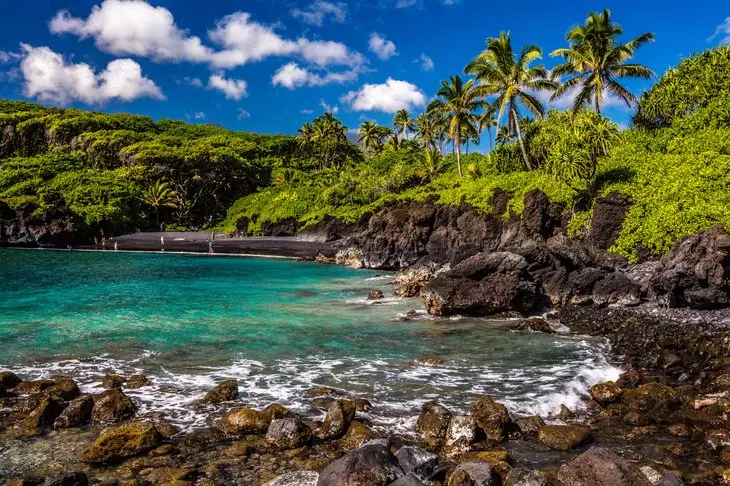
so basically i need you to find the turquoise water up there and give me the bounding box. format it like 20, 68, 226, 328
0, 248, 620, 431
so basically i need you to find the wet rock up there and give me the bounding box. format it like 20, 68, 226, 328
415, 401, 452, 448
616, 370, 644, 388
220, 407, 271, 435
640, 466, 663, 484
446, 462, 500, 486
590, 381, 623, 406
92, 388, 136, 424
422, 252, 538, 317
47, 376, 81, 401
266, 417, 312, 449
13, 379, 55, 395
621, 382, 677, 414
411, 357, 444, 366
471, 396, 511, 442
511, 318, 554, 334
13, 396, 65, 436
537, 425, 592, 451
126, 374, 151, 389
558, 405, 575, 421
318, 443, 403, 486
40, 472, 90, 486
0, 370, 22, 389
504, 468, 548, 486
200, 379, 238, 404
557, 446, 651, 485
394, 446, 438, 478
54, 395, 94, 428
317, 399, 356, 440
389, 473, 428, 486
80, 421, 162, 463
100, 374, 126, 389
341, 420, 379, 450
658, 475, 685, 486
368, 289, 385, 300
264, 403, 293, 420
443, 415, 478, 458
393, 266, 436, 298
458, 451, 512, 478
515, 416, 544, 436
264, 471, 319, 486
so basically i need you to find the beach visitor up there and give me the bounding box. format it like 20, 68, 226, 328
161, 235, 165, 246
114, 242, 118, 251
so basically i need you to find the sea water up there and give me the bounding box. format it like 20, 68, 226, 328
0, 248, 620, 432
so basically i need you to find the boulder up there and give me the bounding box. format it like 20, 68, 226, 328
422, 252, 538, 316
0, 371, 22, 389
100, 374, 126, 389
266, 418, 312, 449
318, 443, 403, 486
341, 420, 379, 450
446, 462, 500, 486
443, 415, 478, 458
54, 395, 94, 428
621, 382, 677, 414
585, 192, 631, 250
557, 447, 651, 486
264, 403, 293, 420
537, 425, 592, 451
13, 379, 55, 395
590, 381, 623, 406
317, 399, 356, 440
264, 471, 319, 486
200, 379, 239, 404
36, 472, 89, 486
80, 422, 162, 463
504, 468, 549, 486
126, 374, 151, 389
389, 473, 428, 486
658, 475, 685, 486
220, 407, 271, 435
515, 416, 545, 436
92, 388, 136, 424
394, 446, 438, 478
471, 396, 511, 442
650, 225, 730, 309
14, 397, 65, 436
47, 376, 81, 401
368, 289, 385, 300
511, 318, 554, 334
415, 401, 452, 448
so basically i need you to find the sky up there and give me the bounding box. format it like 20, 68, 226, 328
0, 0, 728, 145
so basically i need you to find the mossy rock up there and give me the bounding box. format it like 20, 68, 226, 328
340, 420, 378, 450
200, 379, 238, 404
221, 407, 271, 435
537, 425, 592, 451
471, 396, 511, 442
590, 381, 623, 406
81, 421, 162, 463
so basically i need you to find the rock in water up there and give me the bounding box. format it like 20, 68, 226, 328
390, 474, 428, 486
443, 415, 478, 458
200, 379, 239, 404
341, 420, 379, 450
80, 422, 162, 463
590, 381, 623, 405
92, 388, 136, 424
415, 401, 452, 448
515, 416, 545, 436
471, 396, 511, 442
126, 374, 151, 389
266, 417, 312, 449
48, 376, 81, 400
220, 407, 271, 435
14, 397, 65, 436
557, 447, 652, 486
446, 462, 500, 486
264, 471, 319, 486
367, 289, 385, 300
317, 399, 356, 440
318, 443, 403, 486
0, 371, 22, 389
504, 468, 549, 486
538, 425, 592, 451
422, 252, 538, 316
100, 374, 125, 389
394, 446, 438, 478
13, 379, 55, 395
55, 395, 94, 428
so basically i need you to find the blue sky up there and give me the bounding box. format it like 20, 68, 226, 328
0, 0, 728, 143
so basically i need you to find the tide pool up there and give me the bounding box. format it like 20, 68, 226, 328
0, 248, 620, 431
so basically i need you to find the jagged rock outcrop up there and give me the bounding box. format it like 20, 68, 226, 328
0, 200, 80, 247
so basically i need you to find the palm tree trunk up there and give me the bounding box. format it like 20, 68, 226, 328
455, 134, 463, 177
595, 94, 601, 115
511, 107, 532, 171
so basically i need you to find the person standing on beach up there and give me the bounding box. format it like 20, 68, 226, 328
161, 235, 165, 246
114, 242, 118, 251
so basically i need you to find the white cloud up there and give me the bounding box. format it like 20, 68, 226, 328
49, 1, 366, 73
187, 112, 205, 120
237, 108, 251, 119
710, 17, 730, 44
0, 50, 21, 64
271, 62, 359, 89
301, 108, 314, 115
416, 53, 434, 71
368, 33, 397, 61
49, 0, 212, 62
341, 78, 426, 113
19, 44, 163, 105
395, 0, 418, 7
208, 73, 247, 100
290, 1, 347, 26
184, 76, 203, 88
320, 99, 338, 114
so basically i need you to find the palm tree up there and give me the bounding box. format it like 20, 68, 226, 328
297, 122, 315, 149
415, 113, 438, 149
140, 179, 177, 227
465, 31, 557, 170
358, 121, 383, 154
427, 75, 483, 177
420, 146, 445, 182
477, 112, 498, 151
393, 109, 416, 139
550, 9, 654, 114
384, 131, 399, 151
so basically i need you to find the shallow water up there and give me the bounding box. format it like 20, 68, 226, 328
0, 248, 620, 432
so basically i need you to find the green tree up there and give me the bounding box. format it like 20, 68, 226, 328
420, 146, 445, 182
393, 109, 416, 139
465, 31, 557, 171
427, 75, 482, 177
415, 113, 439, 149
551, 9, 654, 114
140, 179, 177, 227
358, 121, 384, 154
477, 112, 498, 151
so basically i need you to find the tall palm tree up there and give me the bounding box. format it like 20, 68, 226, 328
477, 112, 498, 151
393, 109, 416, 139
550, 9, 654, 114
140, 179, 177, 227
358, 121, 387, 154
297, 122, 315, 149
465, 31, 557, 170
427, 75, 482, 177
415, 113, 438, 149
